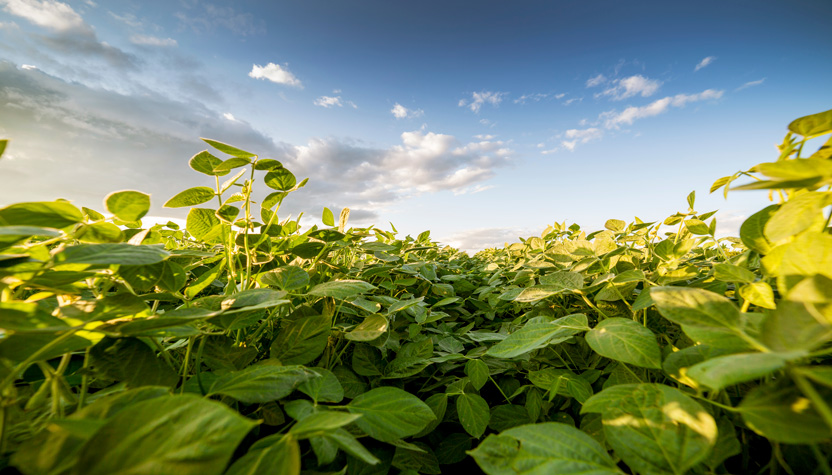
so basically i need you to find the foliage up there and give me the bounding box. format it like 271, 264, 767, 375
0, 111, 831, 474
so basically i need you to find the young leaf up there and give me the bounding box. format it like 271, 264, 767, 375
264, 168, 297, 191
322, 207, 335, 226
186, 208, 221, 240
486, 314, 588, 358
297, 368, 344, 404
270, 315, 331, 365
465, 359, 490, 391
202, 138, 256, 158
164, 187, 216, 208
105, 191, 150, 222
346, 387, 435, 442
290, 411, 362, 439
456, 393, 490, 438
764, 192, 832, 242
585, 317, 662, 369
788, 108, 832, 138
308, 280, 376, 299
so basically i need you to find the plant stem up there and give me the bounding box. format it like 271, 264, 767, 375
0, 328, 81, 394
792, 370, 832, 432
77, 347, 91, 410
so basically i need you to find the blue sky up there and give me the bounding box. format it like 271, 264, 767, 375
0, 0, 830, 251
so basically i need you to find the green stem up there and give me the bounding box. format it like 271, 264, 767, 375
0, 328, 80, 394
195, 336, 207, 396
580, 294, 609, 320
180, 336, 195, 395
488, 375, 512, 403
77, 347, 91, 410
810, 445, 832, 475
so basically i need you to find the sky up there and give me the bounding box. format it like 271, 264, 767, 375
0, 0, 831, 252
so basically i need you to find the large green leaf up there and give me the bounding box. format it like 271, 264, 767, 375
76, 395, 257, 475
345, 314, 388, 341
269, 315, 331, 365
651, 286, 740, 330
457, 393, 490, 438
264, 168, 297, 191
90, 337, 179, 388
468, 422, 621, 475
582, 384, 717, 474
225, 434, 300, 475
260, 266, 309, 290
207, 364, 317, 403
739, 205, 777, 254
105, 190, 150, 222
764, 192, 832, 242
297, 368, 344, 403
347, 387, 435, 442
585, 317, 662, 369
486, 314, 588, 358
308, 280, 376, 299
164, 187, 216, 208
186, 208, 221, 241
290, 411, 362, 439
739, 383, 832, 444
686, 352, 795, 391
465, 359, 490, 391
712, 263, 756, 284
0, 201, 84, 228
762, 299, 832, 352
777, 232, 832, 293
189, 151, 229, 176
55, 243, 169, 265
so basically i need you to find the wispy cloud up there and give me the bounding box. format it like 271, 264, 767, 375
458, 91, 506, 113
130, 34, 177, 47
601, 89, 724, 129
586, 74, 607, 87
563, 97, 582, 106
596, 75, 662, 100
694, 56, 716, 72
561, 127, 603, 151
20, 64, 37, 70
314, 94, 357, 109
391, 103, 423, 119
248, 62, 303, 88
175, 3, 265, 36
514, 92, 559, 104
735, 78, 765, 91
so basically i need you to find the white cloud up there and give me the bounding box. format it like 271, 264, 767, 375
554, 93, 565, 99
586, 74, 607, 87
223, 112, 237, 121
453, 184, 494, 196
514, 93, 553, 104
474, 134, 495, 140
346, 100, 358, 109
1, 0, 87, 33
561, 127, 603, 150
130, 34, 177, 47
735, 78, 765, 91
314, 95, 342, 108
597, 75, 662, 100
694, 56, 716, 72
175, 3, 264, 36
391, 102, 423, 119
563, 97, 582, 106
248, 62, 302, 88
458, 91, 506, 113
601, 89, 724, 128
20, 64, 37, 70
108, 11, 142, 28
440, 226, 540, 254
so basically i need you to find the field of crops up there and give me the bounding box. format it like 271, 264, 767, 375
0, 110, 830, 474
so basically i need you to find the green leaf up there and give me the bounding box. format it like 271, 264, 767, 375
254, 159, 283, 171
740, 205, 777, 254
104, 190, 150, 222
322, 207, 335, 226
788, 108, 832, 137
207, 365, 317, 403
270, 315, 331, 365
764, 192, 832, 242
486, 314, 588, 358
585, 317, 662, 369
777, 232, 832, 293
202, 138, 256, 158
347, 387, 435, 442
0, 139, 7, 158
189, 151, 229, 176
184, 261, 225, 300
604, 219, 626, 232
345, 314, 389, 341
213, 157, 251, 172
90, 338, 179, 388
260, 266, 309, 291
468, 422, 620, 475
186, 208, 221, 241
297, 368, 344, 403
308, 279, 376, 299
264, 168, 297, 191
713, 263, 756, 284
582, 384, 717, 474
225, 434, 300, 475
739, 383, 832, 444
538, 271, 584, 290
75, 222, 124, 243
215, 204, 240, 223
457, 393, 490, 438
687, 352, 795, 391
77, 395, 257, 475
290, 411, 362, 439
0, 201, 84, 228
739, 282, 776, 309
465, 359, 490, 391
761, 300, 832, 352
164, 187, 216, 208
685, 218, 710, 235
55, 243, 169, 265
651, 286, 740, 330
